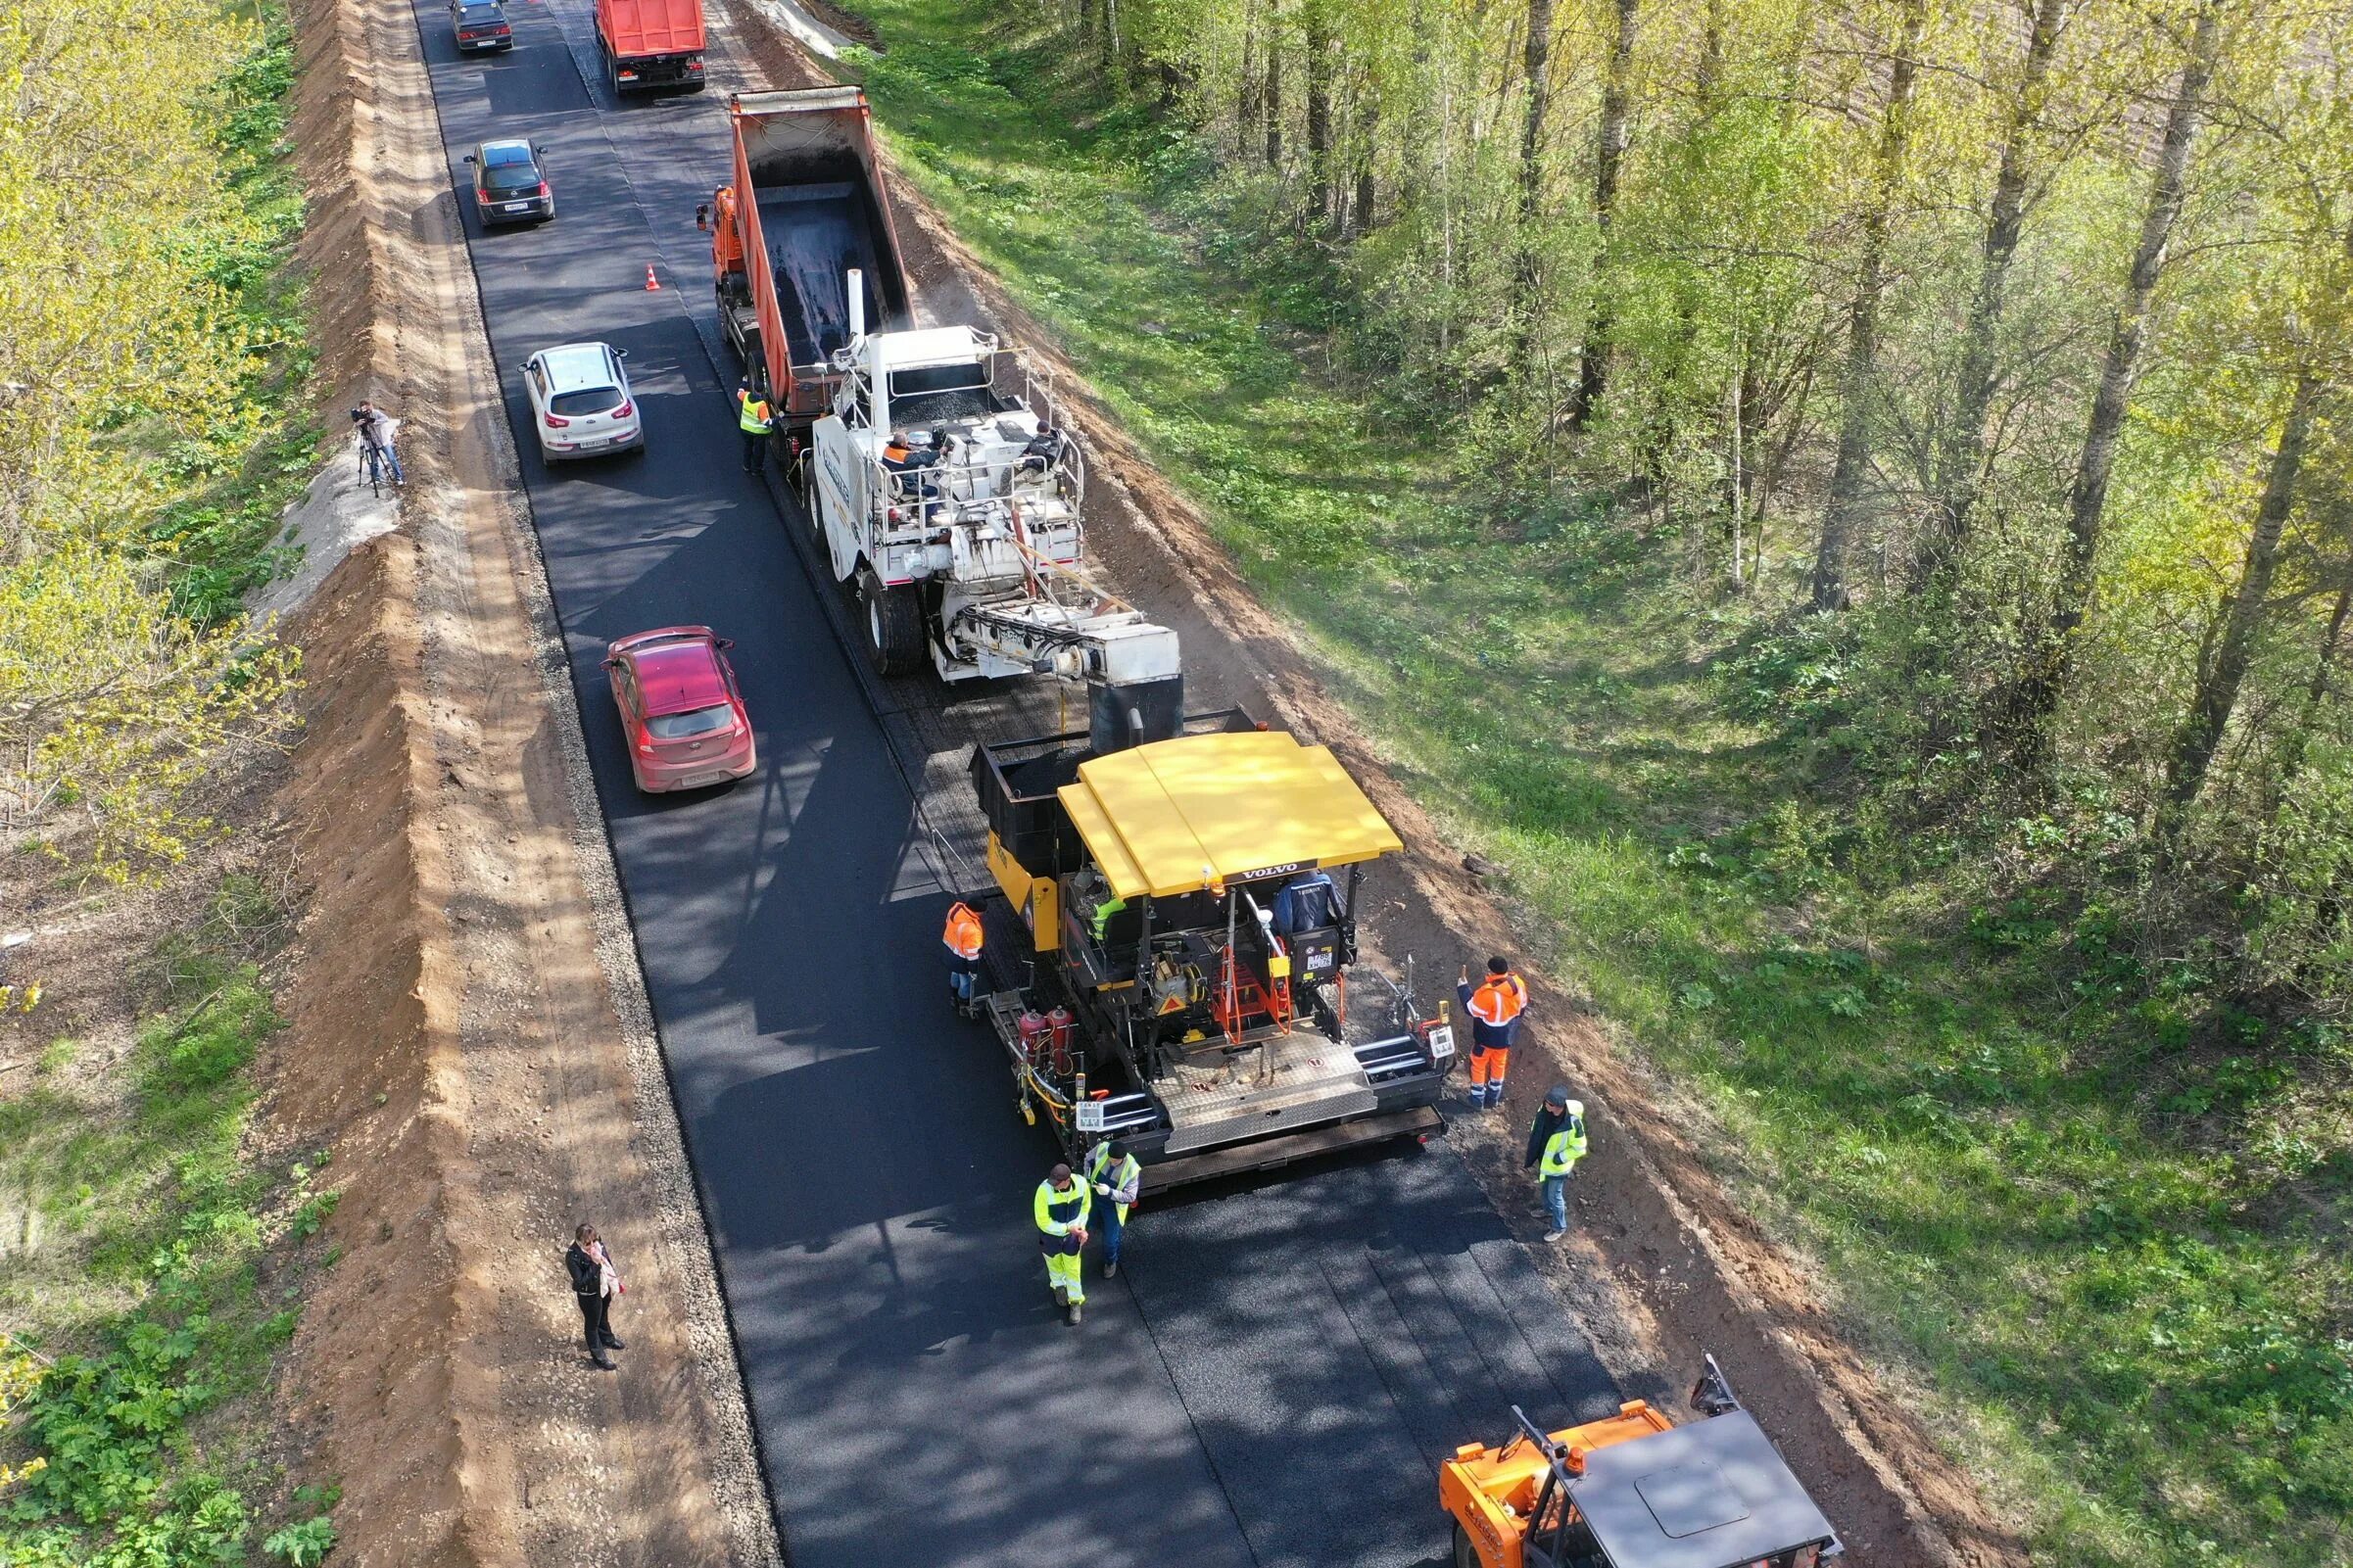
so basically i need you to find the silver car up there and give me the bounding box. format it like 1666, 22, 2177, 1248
522, 343, 643, 462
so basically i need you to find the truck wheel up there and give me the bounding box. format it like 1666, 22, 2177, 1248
860, 568, 926, 677
1452, 1523, 1479, 1568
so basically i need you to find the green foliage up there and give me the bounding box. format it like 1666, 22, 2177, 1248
262, 1515, 336, 1566
0, 0, 311, 884
0, 866, 333, 1566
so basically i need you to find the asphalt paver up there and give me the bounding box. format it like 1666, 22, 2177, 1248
407, 7, 1622, 1563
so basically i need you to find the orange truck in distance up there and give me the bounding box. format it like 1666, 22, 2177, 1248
595, 0, 704, 94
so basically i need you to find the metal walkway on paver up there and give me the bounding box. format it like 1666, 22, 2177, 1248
405, 6, 1621, 1563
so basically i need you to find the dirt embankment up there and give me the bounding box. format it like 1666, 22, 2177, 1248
730, 9, 2023, 1564
266, 0, 779, 1562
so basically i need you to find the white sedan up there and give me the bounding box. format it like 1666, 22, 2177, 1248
522, 342, 644, 461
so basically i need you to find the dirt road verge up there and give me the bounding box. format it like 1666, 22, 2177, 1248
726, 9, 2020, 1564
269, 0, 780, 1561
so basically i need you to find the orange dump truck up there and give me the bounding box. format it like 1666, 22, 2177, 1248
1440, 1358, 1841, 1568
595, 0, 704, 94
700, 87, 913, 434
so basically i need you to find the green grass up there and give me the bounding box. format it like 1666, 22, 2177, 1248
840, 8, 2353, 1564
1, 877, 339, 1564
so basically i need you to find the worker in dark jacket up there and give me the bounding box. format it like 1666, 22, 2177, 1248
565, 1223, 626, 1370
1523, 1086, 1589, 1242
1017, 418, 1067, 478
1457, 956, 1529, 1111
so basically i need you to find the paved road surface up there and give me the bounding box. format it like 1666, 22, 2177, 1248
408, 7, 1623, 1563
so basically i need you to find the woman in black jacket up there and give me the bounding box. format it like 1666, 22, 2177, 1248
565, 1223, 626, 1370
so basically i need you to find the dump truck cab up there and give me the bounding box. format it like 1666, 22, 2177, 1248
971, 709, 1452, 1191
1441, 1359, 1842, 1568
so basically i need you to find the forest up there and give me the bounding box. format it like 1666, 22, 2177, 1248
1044, 0, 2353, 1008
848, 0, 2353, 1560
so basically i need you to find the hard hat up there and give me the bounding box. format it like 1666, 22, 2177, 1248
1544, 1084, 1570, 1108
1565, 1100, 1584, 1117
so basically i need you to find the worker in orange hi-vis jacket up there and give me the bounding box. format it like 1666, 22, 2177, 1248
942, 901, 984, 1018
1457, 956, 1529, 1112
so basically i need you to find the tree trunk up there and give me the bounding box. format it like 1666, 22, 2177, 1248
1239, 0, 1262, 157
1697, 0, 1724, 103
1563, 0, 1640, 431
2308, 577, 2353, 713
1911, 0, 2066, 595
1509, 0, 1557, 372
1810, 0, 1927, 612
1352, 66, 1378, 237
1305, 0, 1334, 227
2162, 382, 2320, 817
2001, 0, 2223, 767
1265, 3, 1284, 169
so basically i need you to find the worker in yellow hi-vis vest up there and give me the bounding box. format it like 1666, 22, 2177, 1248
1524, 1085, 1589, 1242
1034, 1163, 1090, 1325
737, 377, 774, 473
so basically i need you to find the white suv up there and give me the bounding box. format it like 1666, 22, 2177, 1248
522, 342, 643, 461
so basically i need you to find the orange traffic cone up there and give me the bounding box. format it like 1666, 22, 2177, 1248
644, 264, 661, 291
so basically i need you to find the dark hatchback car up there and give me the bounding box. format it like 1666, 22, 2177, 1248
465, 139, 554, 224
450, 0, 512, 51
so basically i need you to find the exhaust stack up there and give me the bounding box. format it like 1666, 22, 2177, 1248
846, 267, 865, 342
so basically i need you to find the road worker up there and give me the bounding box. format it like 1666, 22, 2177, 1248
1457, 956, 1529, 1111
1085, 1138, 1142, 1277
736, 378, 774, 473
1034, 1162, 1091, 1324
1523, 1085, 1588, 1242
942, 900, 984, 1017
1271, 869, 1338, 936
1017, 418, 1067, 478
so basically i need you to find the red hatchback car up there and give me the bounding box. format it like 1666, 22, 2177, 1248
602, 627, 756, 793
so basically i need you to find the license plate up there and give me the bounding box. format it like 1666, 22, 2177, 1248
503, 202, 531, 212
676, 771, 733, 790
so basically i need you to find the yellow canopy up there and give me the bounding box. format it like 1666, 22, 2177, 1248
1058, 730, 1404, 900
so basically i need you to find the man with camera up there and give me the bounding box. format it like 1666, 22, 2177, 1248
351, 400, 404, 488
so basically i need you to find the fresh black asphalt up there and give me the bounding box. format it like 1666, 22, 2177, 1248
408, 6, 1625, 1562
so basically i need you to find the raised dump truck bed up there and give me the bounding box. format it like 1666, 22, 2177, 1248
706, 88, 912, 429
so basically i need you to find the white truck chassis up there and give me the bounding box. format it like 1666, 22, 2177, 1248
804, 281, 1178, 693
